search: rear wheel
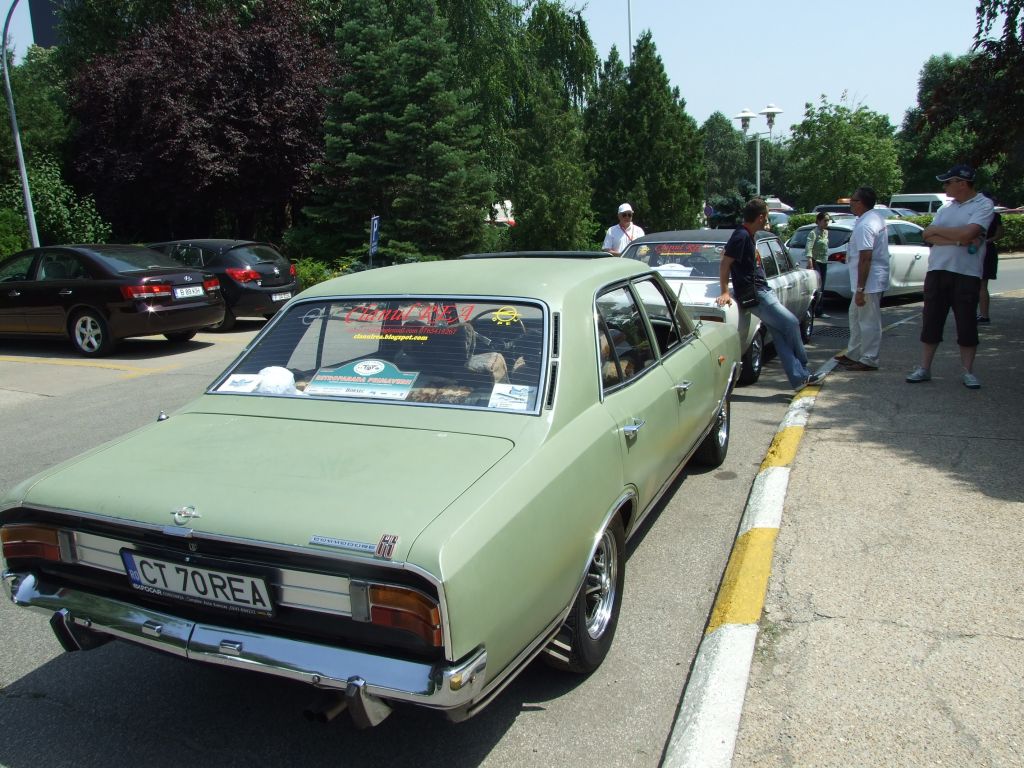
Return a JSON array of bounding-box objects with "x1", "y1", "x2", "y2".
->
[
  {"x1": 544, "y1": 515, "x2": 625, "y2": 674},
  {"x1": 164, "y1": 330, "x2": 197, "y2": 343},
  {"x1": 207, "y1": 305, "x2": 235, "y2": 332},
  {"x1": 800, "y1": 305, "x2": 814, "y2": 343},
  {"x1": 694, "y1": 396, "x2": 731, "y2": 467},
  {"x1": 69, "y1": 310, "x2": 115, "y2": 357},
  {"x1": 737, "y1": 329, "x2": 764, "y2": 385}
]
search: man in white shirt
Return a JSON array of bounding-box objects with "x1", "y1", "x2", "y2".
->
[
  {"x1": 602, "y1": 203, "x2": 645, "y2": 256},
  {"x1": 907, "y1": 164, "x2": 994, "y2": 389},
  {"x1": 836, "y1": 186, "x2": 889, "y2": 370}
]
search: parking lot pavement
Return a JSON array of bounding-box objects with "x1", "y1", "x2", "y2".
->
[{"x1": 722, "y1": 289, "x2": 1024, "y2": 767}]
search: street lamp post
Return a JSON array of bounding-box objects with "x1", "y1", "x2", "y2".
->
[
  {"x1": 2, "y1": 0, "x2": 39, "y2": 247},
  {"x1": 733, "y1": 104, "x2": 783, "y2": 198}
]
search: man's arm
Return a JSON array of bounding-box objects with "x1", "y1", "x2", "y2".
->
[
  {"x1": 923, "y1": 222, "x2": 984, "y2": 246},
  {"x1": 716, "y1": 255, "x2": 734, "y2": 306},
  {"x1": 601, "y1": 228, "x2": 619, "y2": 255},
  {"x1": 854, "y1": 248, "x2": 871, "y2": 306}
]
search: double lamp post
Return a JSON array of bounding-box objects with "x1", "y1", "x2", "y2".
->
[
  {"x1": 2, "y1": 0, "x2": 38, "y2": 247},
  {"x1": 733, "y1": 104, "x2": 782, "y2": 199}
]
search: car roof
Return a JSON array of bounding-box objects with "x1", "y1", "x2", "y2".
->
[
  {"x1": 147, "y1": 239, "x2": 270, "y2": 253},
  {"x1": 300, "y1": 253, "x2": 650, "y2": 308},
  {"x1": 631, "y1": 229, "x2": 780, "y2": 245}
]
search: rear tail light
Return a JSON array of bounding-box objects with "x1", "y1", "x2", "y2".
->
[
  {"x1": 203, "y1": 277, "x2": 220, "y2": 292},
  {"x1": 365, "y1": 584, "x2": 442, "y2": 646},
  {"x1": 289, "y1": 264, "x2": 297, "y2": 278},
  {"x1": 1, "y1": 524, "x2": 62, "y2": 562},
  {"x1": 828, "y1": 252, "x2": 846, "y2": 263},
  {"x1": 121, "y1": 283, "x2": 172, "y2": 300},
  {"x1": 226, "y1": 267, "x2": 261, "y2": 283}
]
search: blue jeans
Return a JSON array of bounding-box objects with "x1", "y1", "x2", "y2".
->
[{"x1": 750, "y1": 288, "x2": 811, "y2": 387}]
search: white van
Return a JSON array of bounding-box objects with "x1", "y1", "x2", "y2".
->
[{"x1": 889, "y1": 193, "x2": 949, "y2": 214}]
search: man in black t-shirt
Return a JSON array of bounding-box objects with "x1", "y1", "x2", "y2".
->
[{"x1": 716, "y1": 198, "x2": 821, "y2": 390}]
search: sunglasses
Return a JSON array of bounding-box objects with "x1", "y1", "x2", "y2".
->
[
  {"x1": 941, "y1": 178, "x2": 963, "y2": 186},
  {"x1": 620, "y1": 212, "x2": 633, "y2": 217}
]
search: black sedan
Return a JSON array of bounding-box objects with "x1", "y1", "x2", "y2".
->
[
  {"x1": 0, "y1": 244, "x2": 225, "y2": 356},
  {"x1": 146, "y1": 240, "x2": 298, "y2": 331}
]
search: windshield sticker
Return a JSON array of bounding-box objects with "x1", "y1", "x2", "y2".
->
[
  {"x1": 305, "y1": 359, "x2": 418, "y2": 399},
  {"x1": 218, "y1": 373, "x2": 261, "y2": 393},
  {"x1": 656, "y1": 243, "x2": 703, "y2": 255},
  {"x1": 488, "y1": 383, "x2": 534, "y2": 411},
  {"x1": 341, "y1": 302, "x2": 476, "y2": 325},
  {"x1": 489, "y1": 306, "x2": 521, "y2": 325}
]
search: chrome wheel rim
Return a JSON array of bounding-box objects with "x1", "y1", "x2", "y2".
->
[
  {"x1": 750, "y1": 335, "x2": 763, "y2": 373},
  {"x1": 74, "y1": 316, "x2": 103, "y2": 353},
  {"x1": 715, "y1": 400, "x2": 729, "y2": 448},
  {"x1": 584, "y1": 528, "x2": 618, "y2": 639}
]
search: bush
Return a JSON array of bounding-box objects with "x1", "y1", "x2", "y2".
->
[
  {"x1": 0, "y1": 208, "x2": 31, "y2": 255},
  {"x1": 293, "y1": 258, "x2": 348, "y2": 290}
]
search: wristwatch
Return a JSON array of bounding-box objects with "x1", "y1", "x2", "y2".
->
[{"x1": 856, "y1": 287, "x2": 865, "y2": 293}]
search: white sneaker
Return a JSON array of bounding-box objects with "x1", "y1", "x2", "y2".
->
[
  {"x1": 962, "y1": 372, "x2": 981, "y2": 389},
  {"x1": 905, "y1": 367, "x2": 931, "y2": 383}
]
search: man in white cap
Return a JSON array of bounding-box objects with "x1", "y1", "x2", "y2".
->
[{"x1": 602, "y1": 203, "x2": 645, "y2": 256}]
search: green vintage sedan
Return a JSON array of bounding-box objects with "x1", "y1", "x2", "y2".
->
[{"x1": 0, "y1": 253, "x2": 739, "y2": 727}]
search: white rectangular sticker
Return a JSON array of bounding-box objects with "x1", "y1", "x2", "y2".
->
[
  {"x1": 174, "y1": 285, "x2": 204, "y2": 299},
  {"x1": 488, "y1": 383, "x2": 533, "y2": 411}
]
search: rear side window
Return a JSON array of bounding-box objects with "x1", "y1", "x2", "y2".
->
[
  {"x1": 93, "y1": 248, "x2": 182, "y2": 273},
  {"x1": 787, "y1": 229, "x2": 810, "y2": 249},
  {"x1": 827, "y1": 229, "x2": 853, "y2": 248},
  {"x1": 896, "y1": 224, "x2": 925, "y2": 245},
  {"x1": 757, "y1": 241, "x2": 779, "y2": 278},
  {"x1": 596, "y1": 286, "x2": 657, "y2": 391}
]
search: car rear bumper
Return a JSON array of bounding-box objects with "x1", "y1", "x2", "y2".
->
[
  {"x1": 223, "y1": 284, "x2": 297, "y2": 317},
  {"x1": 109, "y1": 300, "x2": 226, "y2": 338},
  {"x1": 3, "y1": 569, "x2": 487, "y2": 712}
]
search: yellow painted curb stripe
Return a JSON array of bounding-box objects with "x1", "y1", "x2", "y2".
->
[
  {"x1": 0, "y1": 355, "x2": 177, "y2": 376},
  {"x1": 706, "y1": 527, "x2": 778, "y2": 634},
  {"x1": 760, "y1": 425, "x2": 803, "y2": 469}
]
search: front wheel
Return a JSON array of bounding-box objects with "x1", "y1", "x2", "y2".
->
[
  {"x1": 737, "y1": 329, "x2": 764, "y2": 385},
  {"x1": 543, "y1": 515, "x2": 625, "y2": 674},
  {"x1": 694, "y1": 396, "x2": 731, "y2": 467},
  {"x1": 69, "y1": 310, "x2": 115, "y2": 357}
]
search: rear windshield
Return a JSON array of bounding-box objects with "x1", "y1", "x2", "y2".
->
[
  {"x1": 621, "y1": 241, "x2": 725, "y2": 278},
  {"x1": 212, "y1": 298, "x2": 546, "y2": 413},
  {"x1": 227, "y1": 244, "x2": 288, "y2": 266},
  {"x1": 92, "y1": 248, "x2": 183, "y2": 273}
]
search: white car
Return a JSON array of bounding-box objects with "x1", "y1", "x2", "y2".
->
[
  {"x1": 622, "y1": 230, "x2": 820, "y2": 385},
  {"x1": 787, "y1": 220, "x2": 930, "y2": 299}
]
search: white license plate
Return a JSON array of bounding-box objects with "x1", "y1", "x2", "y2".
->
[
  {"x1": 121, "y1": 551, "x2": 273, "y2": 616},
  {"x1": 271, "y1": 292, "x2": 292, "y2": 302},
  {"x1": 174, "y1": 285, "x2": 205, "y2": 299}
]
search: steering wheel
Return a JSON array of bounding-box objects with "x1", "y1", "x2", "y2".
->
[{"x1": 471, "y1": 309, "x2": 528, "y2": 353}]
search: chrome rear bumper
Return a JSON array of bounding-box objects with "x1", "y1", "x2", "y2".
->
[{"x1": 3, "y1": 570, "x2": 486, "y2": 712}]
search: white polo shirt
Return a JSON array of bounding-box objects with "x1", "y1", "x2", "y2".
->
[
  {"x1": 602, "y1": 222, "x2": 645, "y2": 254},
  {"x1": 928, "y1": 193, "x2": 994, "y2": 278},
  {"x1": 846, "y1": 208, "x2": 890, "y2": 294}
]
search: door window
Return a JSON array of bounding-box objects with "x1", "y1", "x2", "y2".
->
[
  {"x1": 768, "y1": 239, "x2": 794, "y2": 271},
  {"x1": 894, "y1": 223, "x2": 925, "y2": 245},
  {"x1": 631, "y1": 277, "x2": 685, "y2": 355},
  {"x1": 596, "y1": 286, "x2": 658, "y2": 391},
  {"x1": 39, "y1": 251, "x2": 89, "y2": 280},
  {"x1": 757, "y1": 241, "x2": 779, "y2": 278},
  {"x1": 0, "y1": 253, "x2": 34, "y2": 281}
]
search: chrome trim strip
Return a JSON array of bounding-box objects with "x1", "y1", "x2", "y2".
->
[{"x1": 4, "y1": 571, "x2": 485, "y2": 710}]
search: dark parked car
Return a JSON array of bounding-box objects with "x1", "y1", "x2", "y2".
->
[
  {"x1": 0, "y1": 244, "x2": 225, "y2": 356},
  {"x1": 147, "y1": 240, "x2": 298, "y2": 331}
]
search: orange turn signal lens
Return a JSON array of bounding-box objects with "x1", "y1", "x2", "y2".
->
[
  {"x1": 368, "y1": 585, "x2": 442, "y2": 646},
  {"x1": 1, "y1": 524, "x2": 62, "y2": 562}
]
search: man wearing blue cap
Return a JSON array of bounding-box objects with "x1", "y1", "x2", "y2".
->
[{"x1": 907, "y1": 164, "x2": 994, "y2": 389}]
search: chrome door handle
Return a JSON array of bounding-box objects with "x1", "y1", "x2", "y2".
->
[
  {"x1": 675, "y1": 380, "x2": 692, "y2": 395},
  {"x1": 621, "y1": 417, "x2": 646, "y2": 437},
  {"x1": 7, "y1": 290, "x2": 20, "y2": 297},
  {"x1": 59, "y1": 289, "x2": 73, "y2": 295}
]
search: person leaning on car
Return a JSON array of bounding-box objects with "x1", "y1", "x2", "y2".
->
[
  {"x1": 834, "y1": 187, "x2": 890, "y2": 371},
  {"x1": 602, "y1": 203, "x2": 645, "y2": 256},
  {"x1": 806, "y1": 211, "x2": 830, "y2": 318},
  {"x1": 907, "y1": 164, "x2": 994, "y2": 389},
  {"x1": 716, "y1": 197, "x2": 820, "y2": 390}
]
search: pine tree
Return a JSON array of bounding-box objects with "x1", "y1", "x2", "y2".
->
[
  {"x1": 584, "y1": 47, "x2": 630, "y2": 235},
  {"x1": 302, "y1": 0, "x2": 494, "y2": 264}
]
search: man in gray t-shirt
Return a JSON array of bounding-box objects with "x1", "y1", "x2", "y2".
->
[{"x1": 906, "y1": 164, "x2": 994, "y2": 389}]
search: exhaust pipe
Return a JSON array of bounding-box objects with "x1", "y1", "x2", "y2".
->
[{"x1": 303, "y1": 692, "x2": 348, "y2": 723}]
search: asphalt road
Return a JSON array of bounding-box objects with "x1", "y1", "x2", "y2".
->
[{"x1": 1, "y1": 260, "x2": 1020, "y2": 767}]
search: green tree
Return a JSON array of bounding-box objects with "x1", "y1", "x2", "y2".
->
[
  {"x1": 300, "y1": 0, "x2": 494, "y2": 264},
  {"x1": 617, "y1": 32, "x2": 704, "y2": 231},
  {"x1": 0, "y1": 155, "x2": 110, "y2": 244},
  {"x1": 0, "y1": 46, "x2": 70, "y2": 182},
  {"x1": 701, "y1": 111, "x2": 747, "y2": 200},
  {"x1": 785, "y1": 96, "x2": 902, "y2": 211},
  {"x1": 585, "y1": 46, "x2": 629, "y2": 232}
]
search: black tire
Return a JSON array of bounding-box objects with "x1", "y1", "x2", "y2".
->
[
  {"x1": 69, "y1": 309, "x2": 115, "y2": 357},
  {"x1": 800, "y1": 305, "x2": 814, "y2": 344},
  {"x1": 693, "y1": 396, "x2": 731, "y2": 467},
  {"x1": 164, "y1": 330, "x2": 197, "y2": 343},
  {"x1": 207, "y1": 305, "x2": 236, "y2": 332},
  {"x1": 737, "y1": 329, "x2": 764, "y2": 385},
  {"x1": 544, "y1": 515, "x2": 625, "y2": 674}
]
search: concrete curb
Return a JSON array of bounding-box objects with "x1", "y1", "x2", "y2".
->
[{"x1": 662, "y1": 383, "x2": 821, "y2": 768}]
